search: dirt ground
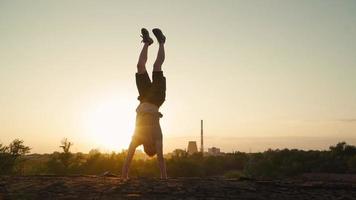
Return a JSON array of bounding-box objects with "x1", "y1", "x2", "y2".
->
[{"x1": 1, "y1": 175, "x2": 356, "y2": 200}]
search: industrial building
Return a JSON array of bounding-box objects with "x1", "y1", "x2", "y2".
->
[
  {"x1": 186, "y1": 119, "x2": 223, "y2": 156},
  {"x1": 187, "y1": 141, "x2": 198, "y2": 155},
  {"x1": 208, "y1": 147, "x2": 221, "y2": 156}
]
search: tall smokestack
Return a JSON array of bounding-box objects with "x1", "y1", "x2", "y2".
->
[{"x1": 200, "y1": 119, "x2": 204, "y2": 153}]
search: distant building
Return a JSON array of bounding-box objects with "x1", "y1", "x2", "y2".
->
[
  {"x1": 187, "y1": 141, "x2": 198, "y2": 155},
  {"x1": 200, "y1": 120, "x2": 204, "y2": 153},
  {"x1": 171, "y1": 149, "x2": 187, "y2": 157},
  {"x1": 208, "y1": 147, "x2": 221, "y2": 156}
]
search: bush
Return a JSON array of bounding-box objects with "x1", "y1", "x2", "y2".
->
[
  {"x1": 224, "y1": 170, "x2": 243, "y2": 179},
  {"x1": 2, "y1": 140, "x2": 356, "y2": 178},
  {"x1": 348, "y1": 155, "x2": 356, "y2": 173},
  {"x1": 0, "y1": 139, "x2": 30, "y2": 175}
]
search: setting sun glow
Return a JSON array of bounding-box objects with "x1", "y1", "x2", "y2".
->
[{"x1": 82, "y1": 96, "x2": 135, "y2": 151}]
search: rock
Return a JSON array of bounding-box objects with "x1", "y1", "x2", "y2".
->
[
  {"x1": 1, "y1": 176, "x2": 356, "y2": 199},
  {"x1": 101, "y1": 171, "x2": 118, "y2": 177}
]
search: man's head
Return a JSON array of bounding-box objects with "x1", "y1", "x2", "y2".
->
[{"x1": 143, "y1": 142, "x2": 157, "y2": 157}]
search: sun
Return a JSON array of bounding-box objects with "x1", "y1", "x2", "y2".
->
[{"x1": 82, "y1": 96, "x2": 136, "y2": 151}]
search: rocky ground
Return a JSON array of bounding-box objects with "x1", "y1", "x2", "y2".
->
[{"x1": 1, "y1": 175, "x2": 356, "y2": 200}]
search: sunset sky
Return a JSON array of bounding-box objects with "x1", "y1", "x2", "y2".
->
[{"x1": 1, "y1": 0, "x2": 356, "y2": 153}]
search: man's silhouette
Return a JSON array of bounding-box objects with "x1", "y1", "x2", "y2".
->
[{"x1": 122, "y1": 28, "x2": 167, "y2": 179}]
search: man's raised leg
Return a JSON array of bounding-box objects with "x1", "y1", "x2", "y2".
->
[
  {"x1": 137, "y1": 28, "x2": 153, "y2": 74},
  {"x1": 153, "y1": 43, "x2": 165, "y2": 72},
  {"x1": 137, "y1": 43, "x2": 149, "y2": 74},
  {"x1": 152, "y1": 28, "x2": 166, "y2": 72}
]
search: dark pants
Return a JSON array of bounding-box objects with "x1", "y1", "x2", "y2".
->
[{"x1": 135, "y1": 71, "x2": 166, "y2": 108}]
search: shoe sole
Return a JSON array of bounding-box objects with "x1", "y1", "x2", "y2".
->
[
  {"x1": 141, "y1": 28, "x2": 153, "y2": 44},
  {"x1": 152, "y1": 28, "x2": 165, "y2": 43}
]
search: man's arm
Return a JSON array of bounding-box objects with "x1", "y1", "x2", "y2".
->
[
  {"x1": 155, "y1": 139, "x2": 167, "y2": 179},
  {"x1": 121, "y1": 141, "x2": 138, "y2": 179}
]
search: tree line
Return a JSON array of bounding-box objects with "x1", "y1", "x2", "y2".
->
[{"x1": 1, "y1": 139, "x2": 356, "y2": 178}]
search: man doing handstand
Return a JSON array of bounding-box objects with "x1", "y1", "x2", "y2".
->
[{"x1": 122, "y1": 28, "x2": 167, "y2": 179}]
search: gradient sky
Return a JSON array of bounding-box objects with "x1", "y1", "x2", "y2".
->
[{"x1": 1, "y1": 0, "x2": 356, "y2": 153}]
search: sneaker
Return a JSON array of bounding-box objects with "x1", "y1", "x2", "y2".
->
[
  {"x1": 152, "y1": 28, "x2": 166, "y2": 44},
  {"x1": 141, "y1": 28, "x2": 153, "y2": 45}
]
